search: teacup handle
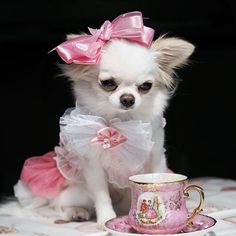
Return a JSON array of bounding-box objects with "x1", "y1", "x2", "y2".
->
[{"x1": 183, "y1": 185, "x2": 205, "y2": 225}]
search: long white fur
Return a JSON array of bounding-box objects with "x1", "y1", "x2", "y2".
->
[{"x1": 0, "y1": 36, "x2": 194, "y2": 228}]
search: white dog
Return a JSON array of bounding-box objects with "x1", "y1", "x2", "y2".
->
[{"x1": 1, "y1": 12, "x2": 194, "y2": 228}]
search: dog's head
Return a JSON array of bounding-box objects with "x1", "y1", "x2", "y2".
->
[{"x1": 62, "y1": 35, "x2": 194, "y2": 120}]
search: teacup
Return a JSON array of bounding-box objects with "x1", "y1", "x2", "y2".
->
[{"x1": 128, "y1": 173, "x2": 204, "y2": 234}]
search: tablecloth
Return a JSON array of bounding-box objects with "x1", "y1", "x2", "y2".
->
[{"x1": 1, "y1": 177, "x2": 236, "y2": 235}]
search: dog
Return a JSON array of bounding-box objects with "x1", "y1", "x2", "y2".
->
[{"x1": 1, "y1": 12, "x2": 194, "y2": 228}]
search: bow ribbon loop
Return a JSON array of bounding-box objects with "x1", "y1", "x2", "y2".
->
[
  {"x1": 54, "y1": 11, "x2": 155, "y2": 64},
  {"x1": 89, "y1": 20, "x2": 113, "y2": 41}
]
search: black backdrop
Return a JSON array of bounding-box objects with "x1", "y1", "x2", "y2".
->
[{"x1": 1, "y1": 0, "x2": 235, "y2": 196}]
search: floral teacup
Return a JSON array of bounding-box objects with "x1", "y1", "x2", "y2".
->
[{"x1": 128, "y1": 173, "x2": 204, "y2": 234}]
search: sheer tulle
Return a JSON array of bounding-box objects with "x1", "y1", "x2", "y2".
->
[
  {"x1": 54, "y1": 145, "x2": 84, "y2": 183},
  {"x1": 56, "y1": 107, "x2": 154, "y2": 188}
]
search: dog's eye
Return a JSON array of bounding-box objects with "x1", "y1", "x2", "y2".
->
[
  {"x1": 138, "y1": 82, "x2": 152, "y2": 93},
  {"x1": 100, "y1": 79, "x2": 118, "y2": 92}
]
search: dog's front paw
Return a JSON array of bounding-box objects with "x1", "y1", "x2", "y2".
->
[
  {"x1": 63, "y1": 206, "x2": 91, "y2": 221},
  {"x1": 97, "y1": 209, "x2": 116, "y2": 229}
]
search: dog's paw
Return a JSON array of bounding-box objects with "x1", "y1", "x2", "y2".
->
[
  {"x1": 97, "y1": 210, "x2": 116, "y2": 230},
  {"x1": 63, "y1": 206, "x2": 91, "y2": 221}
]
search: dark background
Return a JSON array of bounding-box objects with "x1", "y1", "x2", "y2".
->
[{"x1": 1, "y1": 0, "x2": 235, "y2": 196}]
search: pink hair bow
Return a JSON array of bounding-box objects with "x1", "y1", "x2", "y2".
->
[
  {"x1": 55, "y1": 11, "x2": 155, "y2": 64},
  {"x1": 91, "y1": 127, "x2": 127, "y2": 149}
]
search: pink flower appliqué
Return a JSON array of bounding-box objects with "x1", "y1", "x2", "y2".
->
[{"x1": 91, "y1": 127, "x2": 127, "y2": 149}]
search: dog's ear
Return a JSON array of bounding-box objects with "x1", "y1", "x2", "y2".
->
[
  {"x1": 151, "y1": 36, "x2": 195, "y2": 73},
  {"x1": 61, "y1": 64, "x2": 92, "y2": 81}
]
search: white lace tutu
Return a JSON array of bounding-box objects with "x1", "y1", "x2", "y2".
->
[{"x1": 55, "y1": 106, "x2": 154, "y2": 188}]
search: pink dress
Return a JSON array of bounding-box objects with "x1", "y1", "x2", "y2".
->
[
  {"x1": 20, "y1": 151, "x2": 65, "y2": 199},
  {"x1": 20, "y1": 107, "x2": 164, "y2": 199},
  {"x1": 146, "y1": 205, "x2": 158, "y2": 219}
]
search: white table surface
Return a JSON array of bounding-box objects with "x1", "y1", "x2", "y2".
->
[{"x1": 1, "y1": 177, "x2": 236, "y2": 235}]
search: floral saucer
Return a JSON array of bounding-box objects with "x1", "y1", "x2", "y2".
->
[{"x1": 105, "y1": 214, "x2": 216, "y2": 236}]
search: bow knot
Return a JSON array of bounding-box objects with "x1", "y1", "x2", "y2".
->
[
  {"x1": 91, "y1": 127, "x2": 127, "y2": 149},
  {"x1": 54, "y1": 11, "x2": 155, "y2": 64},
  {"x1": 89, "y1": 20, "x2": 113, "y2": 41}
]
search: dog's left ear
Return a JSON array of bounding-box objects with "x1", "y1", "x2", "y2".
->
[{"x1": 151, "y1": 36, "x2": 195, "y2": 73}]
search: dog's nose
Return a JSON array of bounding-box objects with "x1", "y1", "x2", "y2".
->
[{"x1": 120, "y1": 94, "x2": 135, "y2": 108}]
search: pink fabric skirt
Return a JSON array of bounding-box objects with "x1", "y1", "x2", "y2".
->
[
  {"x1": 20, "y1": 151, "x2": 66, "y2": 199},
  {"x1": 20, "y1": 150, "x2": 172, "y2": 199}
]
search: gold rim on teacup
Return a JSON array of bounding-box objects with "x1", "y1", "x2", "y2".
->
[{"x1": 128, "y1": 173, "x2": 188, "y2": 185}]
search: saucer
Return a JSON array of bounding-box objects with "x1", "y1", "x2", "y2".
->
[{"x1": 105, "y1": 214, "x2": 216, "y2": 236}]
